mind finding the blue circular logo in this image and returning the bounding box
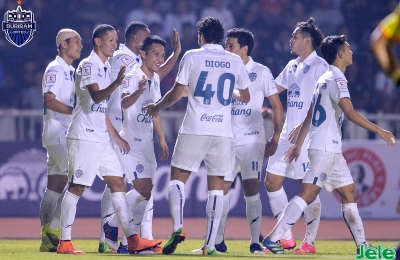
[136,164,144,173]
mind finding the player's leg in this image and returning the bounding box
[163,134,207,254]
[101,143,161,253]
[40,144,68,252]
[202,136,230,255]
[98,185,115,253]
[329,154,369,252]
[239,143,265,253]
[264,140,294,243]
[140,195,154,239]
[214,144,238,252]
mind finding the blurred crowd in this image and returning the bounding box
[0,0,399,114]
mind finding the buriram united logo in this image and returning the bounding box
[2,0,36,47]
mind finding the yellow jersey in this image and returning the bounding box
[380,3,400,42]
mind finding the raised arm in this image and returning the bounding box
[159,29,181,81]
[87,66,125,104]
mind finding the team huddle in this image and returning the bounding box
[39,16,397,256]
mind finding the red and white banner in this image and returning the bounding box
[320,141,400,219]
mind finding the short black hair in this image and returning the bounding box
[321,35,347,64]
[296,18,324,49]
[140,35,166,53]
[92,24,115,47]
[196,16,224,44]
[226,28,254,56]
[125,21,149,40]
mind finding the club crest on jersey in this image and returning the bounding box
[320,172,327,181]
[2,0,36,47]
[287,83,300,97]
[74,169,83,178]
[248,72,257,82]
[154,81,159,91]
[136,164,144,173]
[120,79,129,90]
[303,64,310,74]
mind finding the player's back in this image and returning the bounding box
[177,44,250,138]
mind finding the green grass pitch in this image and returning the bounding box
[0,239,397,259]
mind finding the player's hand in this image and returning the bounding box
[377,129,397,146]
[284,144,301,163]
[158,139,169,161]
[115,66,126,86]
[143,103,158,118]
[264,136,279,158]
[115,136,130,155]
[288,123,302,144]
[171,28,181,54]
[137,75,147,95]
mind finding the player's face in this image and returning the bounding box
[289,28,307,56]
[225,37,246,59]
[142,43,165,74]
[65,36,83,60]
[97,30,118,58]
[341,41,353,66]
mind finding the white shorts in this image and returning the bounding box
[117,145,157,183]
[171,134,231,176]
[225,143,265,182]
[67,139,124,187]
[45,143,68,176]
[303,149,354,192]
[266,138,309,179]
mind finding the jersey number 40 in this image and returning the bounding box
[194,71,235,106]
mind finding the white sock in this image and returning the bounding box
[303,195,321,246]
[245,193,262,245]
[215,193,230,244]
[342,203,366,247]
[49,189,66,229]
[60,190,80,240]
[204,190,223,250]
[168,180,185,232]
[108,189,145,227]
[267,187,293,240]
[121,236,127,246]
[269,196,307,242]
[110,192,136,238]
[40,188,60,226]
[133,199,148,234]
[140,195,154,239]
[100,186,113,243]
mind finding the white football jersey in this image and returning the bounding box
[231,57,277,146]
[177,44,251,138]
[275,51,328,140]
[66,51,112,142]
[107,44,141,132]
[119,67,161,147]
[42,56,75,145]
[308,65,350,153]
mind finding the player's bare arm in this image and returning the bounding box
[276,83,286,94]
[339,97,397,146]
[44,92,73,114]
[232,87,250,103]
[106,115,130,154]
[153,115,169,161]
[285,103,313,163]
[370,28,400,86]
[121,75,147,109]
[159,29,181,80]
[144,82,187,117]
[87,66,126,104]
[265,93,283,157]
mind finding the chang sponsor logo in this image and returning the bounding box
[200,114,223,122]
[91,101,107,113]
[137,99,153,124]
[231,107,251,117]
